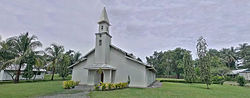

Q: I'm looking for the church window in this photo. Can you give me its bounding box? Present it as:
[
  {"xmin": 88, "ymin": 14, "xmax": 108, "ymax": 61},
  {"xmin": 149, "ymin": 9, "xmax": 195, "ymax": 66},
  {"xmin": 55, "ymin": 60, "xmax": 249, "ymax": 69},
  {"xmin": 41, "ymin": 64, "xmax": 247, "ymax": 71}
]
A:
[
  {"xmin": 99, "ymin": 40, "xmax": 102, "ymax": 46},
  {"xmin": 99, "ymin": 34, "xmax": 102, "ymax": 37},
  {"xmin": 101, "ymin": 26, "xmax": 103, "ymax": 30}
]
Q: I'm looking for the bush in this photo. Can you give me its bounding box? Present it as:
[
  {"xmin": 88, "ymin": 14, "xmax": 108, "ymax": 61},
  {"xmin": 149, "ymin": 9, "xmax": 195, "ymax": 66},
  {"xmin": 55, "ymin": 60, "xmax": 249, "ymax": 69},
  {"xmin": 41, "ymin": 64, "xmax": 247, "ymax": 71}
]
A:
[
  {"xmin": 94, "ymin": 82, "xmax": 129, "ymax": 91},
  {"xmin": 237, "ymin": 76, "xmax": 246, "ymax": 86},
  {"xmin": 63, "ymin": 81, "xmax": 70, "ymax": 89},
  {"xmin": 63, "ymin": 80, "xmax": 80, "ymax": 89},
  {"xmin": 225, "ymin": 76, "xmax": 236, "ymax": 81},
  {"xmin": 212, "ymin": 76, "xmax": 225, "ymax": 85}
]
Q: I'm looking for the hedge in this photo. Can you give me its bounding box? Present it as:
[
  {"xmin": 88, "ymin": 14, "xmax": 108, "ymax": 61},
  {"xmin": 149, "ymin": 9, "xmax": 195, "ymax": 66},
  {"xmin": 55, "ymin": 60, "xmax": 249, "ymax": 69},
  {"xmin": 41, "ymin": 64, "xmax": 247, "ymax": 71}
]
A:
[
  {"xmin": 63, "ymin": 80, "xmax": 80, "ymax": 89},
  {"xmin": 94, "ymin": 82, "xmax": 129, "ymax": 91}
]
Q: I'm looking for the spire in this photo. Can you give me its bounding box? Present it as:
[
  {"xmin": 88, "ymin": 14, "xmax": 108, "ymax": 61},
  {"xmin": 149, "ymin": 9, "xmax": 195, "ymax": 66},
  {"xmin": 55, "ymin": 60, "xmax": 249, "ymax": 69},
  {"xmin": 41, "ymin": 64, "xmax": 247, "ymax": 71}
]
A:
[{"xmin": 98, "ymin": 7, "xmax": 110, "ymax": 25}]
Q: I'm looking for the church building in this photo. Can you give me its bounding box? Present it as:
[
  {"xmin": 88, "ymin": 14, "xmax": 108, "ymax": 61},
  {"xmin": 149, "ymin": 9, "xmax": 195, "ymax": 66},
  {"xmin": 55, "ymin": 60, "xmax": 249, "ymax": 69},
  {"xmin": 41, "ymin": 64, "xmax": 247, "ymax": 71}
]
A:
[{"xmin": 69, "ymin": 8, "xmax": 156, "ymax": 87}]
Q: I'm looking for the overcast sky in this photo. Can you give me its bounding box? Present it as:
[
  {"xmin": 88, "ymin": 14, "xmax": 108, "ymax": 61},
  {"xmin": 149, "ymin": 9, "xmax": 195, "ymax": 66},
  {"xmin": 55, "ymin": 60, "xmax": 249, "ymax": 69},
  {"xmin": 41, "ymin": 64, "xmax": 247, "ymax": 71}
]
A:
[{"xmin": 1, "ymin": 0, "xmax": 250, "ymax": 61}]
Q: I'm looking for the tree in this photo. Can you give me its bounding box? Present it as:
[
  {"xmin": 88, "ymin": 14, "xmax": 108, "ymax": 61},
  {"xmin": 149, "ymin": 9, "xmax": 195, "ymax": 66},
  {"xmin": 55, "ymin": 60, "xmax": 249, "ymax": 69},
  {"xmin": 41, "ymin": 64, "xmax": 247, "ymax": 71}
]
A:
[
  {"xmin": 209, "ymin": 56, "xmax": 230, "ymax": 76},
  {"xmin": 58, "ymin": 54, "xmax": 71, "ymax": 79},
  {"xmin": 183, "ymin": 52, "xmax": 196, "ymax": 83},
  {"xmin": 1, "ymin": 33, "xmax": 42, "ymax": 83},
  {"xmin": 196, "ymin": 36, "xmax": 211, "ymax": 89},
  {"xmin": 146, "ymin": 51, "xmax": 166, "ymax": 75},
  {"xmin": 220, "ymin": 48, "xmax": 237, "ymax": 69},
  {"xmin": 22, "ymin": 63, "xmax": 34, "ymax": 80},
  {"xmin": 33, "ymin": 57, "xmax": 46, "ymax": 81},
  {"xmin": 46, "ymin": 44, "xmax": 64, "ymax": 80}
]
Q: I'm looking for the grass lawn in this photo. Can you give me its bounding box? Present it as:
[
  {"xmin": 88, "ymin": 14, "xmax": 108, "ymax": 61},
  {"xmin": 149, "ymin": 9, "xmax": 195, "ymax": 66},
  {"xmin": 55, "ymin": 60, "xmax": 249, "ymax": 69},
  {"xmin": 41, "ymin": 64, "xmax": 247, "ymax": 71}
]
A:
[
  {"xmin": 89, "ymin": 82, "xmax": 250, "ymax": 98},
  {"xmin": 0, "ymin": 80, "xmax": 64, "ymax": 98}
]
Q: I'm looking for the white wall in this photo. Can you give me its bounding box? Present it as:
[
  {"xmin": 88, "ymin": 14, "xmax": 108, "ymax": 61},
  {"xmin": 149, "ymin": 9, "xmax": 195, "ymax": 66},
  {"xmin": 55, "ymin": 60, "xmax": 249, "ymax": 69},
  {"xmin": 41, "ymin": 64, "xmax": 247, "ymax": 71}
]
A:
[
  {"xmin": 146, "ymin": 69, "xmax": 156, "ymax": 85},
  {"xmin": 239, "ymin": 72, "xmax": 250, "ymax": 80},
  {"xmin": 0, "ymin": 70, "xmax": 45, "ymax": 81},
  {"xmin": 109, "ymin": 47, "xmax": 147, "ymax": 87},
  {"xmin": 72, "ymin": 50, "xmax": 95, "ymax": 85}
]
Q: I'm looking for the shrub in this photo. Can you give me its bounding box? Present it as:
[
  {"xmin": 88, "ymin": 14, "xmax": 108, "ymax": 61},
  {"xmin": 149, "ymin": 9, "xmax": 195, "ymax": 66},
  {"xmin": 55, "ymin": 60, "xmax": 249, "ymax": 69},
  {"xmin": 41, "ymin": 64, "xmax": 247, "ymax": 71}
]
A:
[
  {"xmin": 212, "ymin": 76, "xmax": 225, "ymax": 85},
  {"xmin": 94, "ymin": 82, "xmax": 129, "ymax": 91},
  {"xmin": 63, "ymin": 81, "xmax": 70, "ymax": 89},
  {"xmin": 94, "ymin": 84, "xmax": 99, "ymax": 91},
  {"xmin": 63, "ymin": 80, "xmax": 80, "ymax": 89},
  {"xmin": 225, "ymin": 76, "xmax": 236, "ymax": 81},
  {"xmin": 75, "ymin": 81, "xmax": 80, "ymax": 86},
  {"xmin": 108, "ymin": 83, "xmax": 112, "ymax": 90},
  {"xmin": 237, "ymin": 76, "xmax": 246, "ymax": 86},
  {"xmin": 102, "ymin": 83, "xmax": 106, "ymax": 91}
]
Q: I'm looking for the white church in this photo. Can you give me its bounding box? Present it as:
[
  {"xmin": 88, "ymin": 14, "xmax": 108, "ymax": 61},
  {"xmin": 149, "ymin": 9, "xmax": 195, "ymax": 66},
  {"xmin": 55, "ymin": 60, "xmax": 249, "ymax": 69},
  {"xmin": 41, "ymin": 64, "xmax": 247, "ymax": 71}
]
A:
[{"xmin": 69, "ymin": 8, "xmax": 156, "ymax": 87}]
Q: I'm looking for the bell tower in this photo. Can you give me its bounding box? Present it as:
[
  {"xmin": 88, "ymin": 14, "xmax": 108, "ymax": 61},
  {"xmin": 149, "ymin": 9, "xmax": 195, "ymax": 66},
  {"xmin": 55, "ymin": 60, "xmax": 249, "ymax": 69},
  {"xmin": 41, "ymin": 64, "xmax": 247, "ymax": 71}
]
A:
[{"xmin": 94, "ymin": 7, "xmax": 111, "ymax": 64}]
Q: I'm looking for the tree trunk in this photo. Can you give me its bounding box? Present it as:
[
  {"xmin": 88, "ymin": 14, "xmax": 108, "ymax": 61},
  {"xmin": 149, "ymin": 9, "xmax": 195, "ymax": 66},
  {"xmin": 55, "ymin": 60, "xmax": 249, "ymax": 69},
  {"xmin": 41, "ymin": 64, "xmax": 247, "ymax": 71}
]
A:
[
  {"xmin": 15, "ymin": 64, "xmax": 22, "ymax": 83},
  {"xmin": 51, "ymin": 67, "xmax": 55, "ymax": 80},
  {"xmin": 33, "ymin": 71, "xmax": 37, "ymax": 81},
  {"xmin": 206, "ymin": 84, "xmax": 209, "ymax": 89},
  {"xmin": 176, "ymin": 73, "xmax": 180, "ymax": 79}
]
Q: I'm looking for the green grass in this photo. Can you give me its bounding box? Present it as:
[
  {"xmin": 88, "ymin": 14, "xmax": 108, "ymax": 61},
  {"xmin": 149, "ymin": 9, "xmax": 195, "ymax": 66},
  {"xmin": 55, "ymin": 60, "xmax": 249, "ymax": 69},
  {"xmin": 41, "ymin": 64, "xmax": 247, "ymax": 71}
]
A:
[
  {"xmin": 89, "ymin": 82, "xmax": 250, "ymax": 98},
  {"xmin": 0, "ymin": 81, "xmax": 65, "ymax": 98}
]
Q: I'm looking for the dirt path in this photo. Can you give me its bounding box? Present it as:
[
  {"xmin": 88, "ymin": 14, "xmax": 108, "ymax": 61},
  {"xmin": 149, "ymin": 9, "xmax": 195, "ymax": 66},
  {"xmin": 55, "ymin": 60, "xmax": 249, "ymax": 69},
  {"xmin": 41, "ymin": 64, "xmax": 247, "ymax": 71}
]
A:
[{"xmin": 37, "ymin": 85, "xmax": 93, "ymax": 98}]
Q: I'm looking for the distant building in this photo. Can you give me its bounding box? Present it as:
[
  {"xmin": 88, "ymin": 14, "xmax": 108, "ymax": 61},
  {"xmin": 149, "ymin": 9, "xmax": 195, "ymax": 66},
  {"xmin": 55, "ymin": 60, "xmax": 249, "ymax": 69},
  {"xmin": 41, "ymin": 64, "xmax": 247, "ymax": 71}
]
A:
[
  {"xmin": 227, "ymin": 69, "xmax": 250, "ymax": 80},
  {"xmin": 0, "ymin": 65, "xmax": 46, "ymax": 81},
  {"xmin": 69, "ymin": 8, "xmax": 156, "ymax": 88},
  {"xmin": 239, "ymin": 69, "xmax": 250, "ymax": 80}
]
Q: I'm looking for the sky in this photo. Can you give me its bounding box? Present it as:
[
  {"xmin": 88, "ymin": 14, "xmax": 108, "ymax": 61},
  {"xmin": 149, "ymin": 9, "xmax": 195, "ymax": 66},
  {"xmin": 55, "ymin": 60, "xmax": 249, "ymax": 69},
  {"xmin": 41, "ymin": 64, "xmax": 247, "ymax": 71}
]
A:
[{"xmin": 0, "ymin": 0, "xmax": 250, "ymax": 62}]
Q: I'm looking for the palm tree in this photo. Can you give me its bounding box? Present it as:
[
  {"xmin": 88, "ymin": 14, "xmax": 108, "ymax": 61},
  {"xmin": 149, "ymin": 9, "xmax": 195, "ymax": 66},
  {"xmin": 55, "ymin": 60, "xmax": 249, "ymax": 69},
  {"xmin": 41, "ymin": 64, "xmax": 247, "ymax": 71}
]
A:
[
  {"xmin": 238, "ymin": 43, "xmax": 248, "ymax": 59},
  {"xmin": 220, "ymin": 47, "xmax": 237, "ymax": 69},
  {"xmin": 2, "ymin": 32, "xmax": 42, "ymax": 83},
  {"xmin": 33, "ymin": 55, "xmax": 46, "ymax": 81},
  {"xmin": 45, "ymin": 44, "xmax": 64, "ymax": 80},
  {"xmin": 72, "ymin": 51, "xmax": 82, "ymax": 64}
]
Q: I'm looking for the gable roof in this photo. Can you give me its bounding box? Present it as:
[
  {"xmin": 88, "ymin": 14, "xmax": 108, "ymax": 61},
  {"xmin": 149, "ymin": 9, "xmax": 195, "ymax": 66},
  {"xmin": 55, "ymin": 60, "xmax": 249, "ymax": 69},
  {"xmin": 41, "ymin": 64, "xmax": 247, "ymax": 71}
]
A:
[{"xmin": 68, "ymin": 44, "xmax": 157, "ymax": 72}]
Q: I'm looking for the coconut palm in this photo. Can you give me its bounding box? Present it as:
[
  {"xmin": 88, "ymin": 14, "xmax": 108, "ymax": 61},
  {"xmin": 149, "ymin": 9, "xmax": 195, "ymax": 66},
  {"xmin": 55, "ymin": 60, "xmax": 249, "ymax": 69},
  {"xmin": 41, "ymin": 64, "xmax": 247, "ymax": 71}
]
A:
[
  {"xmin": 1, "ymin": 32, "xmax": 42, "ymax": 83},
  {"xmin": 45, "ymin": 44, "xmax": 64, "ymax": 80},
  {"xmin": 33, "ymin": 57, "xmax": 46, "ymax": 81},
  {"xmin": 220, "ymin": 47, "xmax": 237, "ymax": 69}
]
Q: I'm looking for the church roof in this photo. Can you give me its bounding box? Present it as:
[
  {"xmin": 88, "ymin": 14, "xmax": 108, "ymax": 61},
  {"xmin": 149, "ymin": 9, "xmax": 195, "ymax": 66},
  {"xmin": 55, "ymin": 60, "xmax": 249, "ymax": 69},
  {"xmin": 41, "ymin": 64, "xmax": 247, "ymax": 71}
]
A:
[
  {"xmin": 68, "ymin": 44, "xmax": 156, "ymax": 72},
  {"xmin": 98, "ymin": 7, "xmax": 110, "ymax": 25}
]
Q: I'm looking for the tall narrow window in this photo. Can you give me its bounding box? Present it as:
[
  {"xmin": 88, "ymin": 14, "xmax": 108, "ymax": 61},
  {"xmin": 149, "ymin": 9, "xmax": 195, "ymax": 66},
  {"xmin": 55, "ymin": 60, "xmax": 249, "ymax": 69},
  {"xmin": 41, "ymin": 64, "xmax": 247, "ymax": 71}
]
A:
[
  {"xmin": 101, "ymin": 26, "xmax": 103, "ymax": 30},
  {"xmin": 99, "ymin": 40, "xmax": 102, "ymax": 46}
]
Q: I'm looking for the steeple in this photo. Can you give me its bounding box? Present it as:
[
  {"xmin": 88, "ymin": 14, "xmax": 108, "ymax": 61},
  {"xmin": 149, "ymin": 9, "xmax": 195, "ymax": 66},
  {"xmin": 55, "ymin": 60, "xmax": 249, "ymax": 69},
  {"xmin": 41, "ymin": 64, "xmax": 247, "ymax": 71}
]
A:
[
  {"xmin": 94, "ymin": 7, "xmax": 112, "ymax": 64},
  {"xmin": 98, "ymin": 7, "xmax": 110, "ymax": 33},
  {"xmin": 98, "ymin": 7, "xmax": 110, "ymax": 25}
]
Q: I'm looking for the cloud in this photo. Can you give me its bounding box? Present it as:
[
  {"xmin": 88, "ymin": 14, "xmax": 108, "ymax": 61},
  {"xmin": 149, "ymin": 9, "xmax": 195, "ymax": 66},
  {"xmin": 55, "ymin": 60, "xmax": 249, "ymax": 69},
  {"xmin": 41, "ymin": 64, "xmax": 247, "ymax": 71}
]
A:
[{"xmin": 1, "ymin": 0, "xmax": 250, "ymax": 61}]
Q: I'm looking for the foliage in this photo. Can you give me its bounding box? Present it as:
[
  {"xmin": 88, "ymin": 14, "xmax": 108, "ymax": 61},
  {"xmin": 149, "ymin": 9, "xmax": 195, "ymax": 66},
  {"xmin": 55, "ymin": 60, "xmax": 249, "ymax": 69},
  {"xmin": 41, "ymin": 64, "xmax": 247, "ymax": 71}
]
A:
[
  {"xmin": 46, "ymin": 44, "xmax": 64, "ymax": 80},
  {"xmin": 22, "ymin": 64, "xmax": 34, "ymax": 80},
  {"xmin": 63, "ymin": 80, "xmax": 79, "ymax": 89},
  {"xmin": 183, "ymin": 52, "xmax": 196, "ymax": 83},
  {"xmin": 196, "ymin": 36, "xmax": 211, "ymax": 89},
  {"xmin": 44, "ymin": 74, "xmax": 72, "ymax": 80},
  {"xmin": 237, "ymin": 76, "xmax": 246, "ymax": 86},
  {"xmin": 146, "ymin": 48, "xmax": 191, "ymax": 79},
  {"xmin": 95, "ymin": 82, "xmax": 129, "ymax": 91},
  {"xmin": 0, "ymin": 32, "xmax": 42, "ymax": 83},
  {"xmin": 212, "ymin": 76, "xmax": 225, "ymax": 85},
  {"xmin": 58, "ymin": 54, "xmax": 71, "ymax": 79},
  {"xmin": 224, "ymin": 76, "xmax": 236, "ymax": 81},
  {"xmin": 33, "ymin": 57, "xmax": 46, "ymax": 81}
]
